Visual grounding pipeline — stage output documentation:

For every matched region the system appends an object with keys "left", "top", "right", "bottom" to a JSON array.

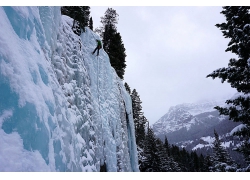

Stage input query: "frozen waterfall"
[{"left": 0, "top": 6, "right": 139, "bottom": 172}]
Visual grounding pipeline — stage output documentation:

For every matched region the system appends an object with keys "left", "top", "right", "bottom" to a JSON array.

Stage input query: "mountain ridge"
[
  {"left": 152, "top": 99, "right": 240, "bottom": 143},
  {"left": 153, "top": 99, "right": 228, "bottom": 136}
]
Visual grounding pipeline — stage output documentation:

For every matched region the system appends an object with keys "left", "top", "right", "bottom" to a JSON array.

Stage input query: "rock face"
[{"left": 0, "top": 7, "right": 139, "bottom": 172}]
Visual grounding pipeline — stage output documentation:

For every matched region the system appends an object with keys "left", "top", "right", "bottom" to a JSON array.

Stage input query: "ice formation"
[{"left": 0, "top": 6, "right": 139, "bottom": 172}]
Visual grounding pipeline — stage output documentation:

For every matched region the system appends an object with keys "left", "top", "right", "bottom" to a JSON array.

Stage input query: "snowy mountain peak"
[
  {"left": 165, "top": 107, "right": 193, "bottom": 124},
  {"left": 153, "top": 99, "right": 227, "bottom": 136},
  {"left": 172, "top": 99, "right": 226, "bottom": 116}
]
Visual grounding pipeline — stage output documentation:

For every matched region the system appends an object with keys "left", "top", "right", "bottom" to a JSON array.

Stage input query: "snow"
[
  {"left": 230, "top": 124, "right": 246, "bottom": 136},
  {"left": 192, "top": 144, "right": 206, "bottom": 150},
  {"left": 221, "top": 141, "right": 233, "bottom": 148},
  {"left": 201, "top": 136, "right": 215, "bottom": 144},
  {"left": 208, "top": 115, "right": 214, "bottom": 118},
  {"left": 192, "top": 136, "right": 215, "bottom": 151},
  {"left": 243, "top": 24, "right": 250, "bottom": 30},
  {"left": 0, "top": 6, "right": 139, "bottom": 172},
  {"left": 192, "top": 136, "right": 233, "bottom": 151}
]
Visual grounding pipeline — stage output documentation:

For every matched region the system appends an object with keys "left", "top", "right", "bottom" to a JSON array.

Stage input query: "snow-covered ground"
[
  {"left": 192, "top": 135, "right": 234, "bottom": 151},
  {"left": 0, "top": 6, "right": 139, "bottom": 172}
]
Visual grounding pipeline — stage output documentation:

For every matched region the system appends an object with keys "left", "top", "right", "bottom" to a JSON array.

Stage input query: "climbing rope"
[{"left": 97, "top": 55, "right": 105, "bottom": 166}]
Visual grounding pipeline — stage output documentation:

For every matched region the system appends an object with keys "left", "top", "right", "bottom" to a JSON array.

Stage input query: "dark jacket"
[{"left": 97, "top": 40, "right": 102, "bottom": 48}]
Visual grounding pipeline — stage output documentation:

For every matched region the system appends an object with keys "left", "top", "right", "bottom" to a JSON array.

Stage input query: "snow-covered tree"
[
  {"left": 155, "top": 138, "right": 172, "bottom": 171},
  {"left": 206, "top": 6, "right": 250, "bottom": 170},
  {"left": 140, "top": 128, "right": 161, "bottom": 172},
  {"left": 209, "top": 130, "right": 238, "bottom": 172},
  {"left": 203, "top": 155, "right": 213, "bottom": 172},
  {"left": 168, "top": 158, "right": 182, "bottom": 172}
]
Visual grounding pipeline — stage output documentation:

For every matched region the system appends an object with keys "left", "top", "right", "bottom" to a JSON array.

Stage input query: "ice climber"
[{"left": 92, "top": 39, "right": 102, "bottom": 56}]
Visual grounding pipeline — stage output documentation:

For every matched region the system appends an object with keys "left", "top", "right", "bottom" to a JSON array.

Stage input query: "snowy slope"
[
  {"left": 0, "top": 6, "right": 139, "bottom": 172},
  {"left": 191, "top": 135, "right": 235, "bottom": 151}
]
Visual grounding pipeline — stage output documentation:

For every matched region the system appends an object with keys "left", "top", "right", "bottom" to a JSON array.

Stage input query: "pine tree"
[
  {"left": 170, "top": 145, "right": 183, "bottom": 170},
  {"left": 140, "top": 128, "right": 161, "bottom": 172},
  {"left": 203, "top": 155, "right": 213, "bottom": 172},
  {"left": 176, "top": 148, "right": 189, "bottom": 171},
  {"left": 97, "top": 8, "right": 119, "bottom": 38},
  {"left": 155, "top": 138, "right": 171, "bottom": 171},
  {"left": 107, "top": 31, "right": 127, "bottom": 79},
  {"left": 131, "top": 89, "right": 148, "bottom": 148},
  {"left": 89, "top": 17, "right": 93, "bottom": 30},
  {"left": 209, "top": 130, "right": 238, "bottom": 172},
  {"left": 164, "top": 136, "right": 171, "bottom": 156},
  {"left": 96, "top": 8, "right": 127, "bottom": 79},
  {"left": 102, "top": 24, "right": 114, "bottom": 52},
  {"left": 61, "top": 6, "right": 90, "bottom": 35},
  {"left": 131, "top": 89, "right": 143, "bottom": 123},
  {"left": 81, "top": 6, "right": 90, "bottom": 32},
  {"left": 169, "top": 159, "right": 182, "bottom": 172},
  {"left": 138, "top": 116, "right": 147, "bottom": 148},
  {"left": 96, "top": 8, "right": 118, "bottom": 47},
  {"left": 237, "top": 140, "right": 250, "bottom": 171},
  {"left": 190, "top": 151, "right": 199, "bottom": 171},
  {"left": 206, "top": 6, "right": 250, "bottom": 170},
  {"left": 124, "top": 82, "right": 131, "bottom": 94},
  {"left": 199, "top": 154, "right": 207, "bottom": 172},
  {"left": 163, "top": 136, "right": 181, "bottom": 172}
]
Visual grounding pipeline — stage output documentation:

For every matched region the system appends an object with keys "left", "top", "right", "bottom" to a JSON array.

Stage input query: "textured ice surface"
[{"left": 0, "top": 6, "right": 139, "bottom": 172}]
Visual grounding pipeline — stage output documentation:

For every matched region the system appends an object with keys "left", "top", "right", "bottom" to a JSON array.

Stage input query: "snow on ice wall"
[{"left": 0, "top": 6, "right": 139, "bottom": 172}]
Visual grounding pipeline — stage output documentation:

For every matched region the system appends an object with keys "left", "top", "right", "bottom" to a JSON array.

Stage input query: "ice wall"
[{"left": 0, "top": 6, "right": 139, "bottom": 172}]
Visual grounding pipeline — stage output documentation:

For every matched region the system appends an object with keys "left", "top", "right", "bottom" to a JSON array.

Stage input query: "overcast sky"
[{"left": 90, "top": 6, "right": 238, "bottom": 125}]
